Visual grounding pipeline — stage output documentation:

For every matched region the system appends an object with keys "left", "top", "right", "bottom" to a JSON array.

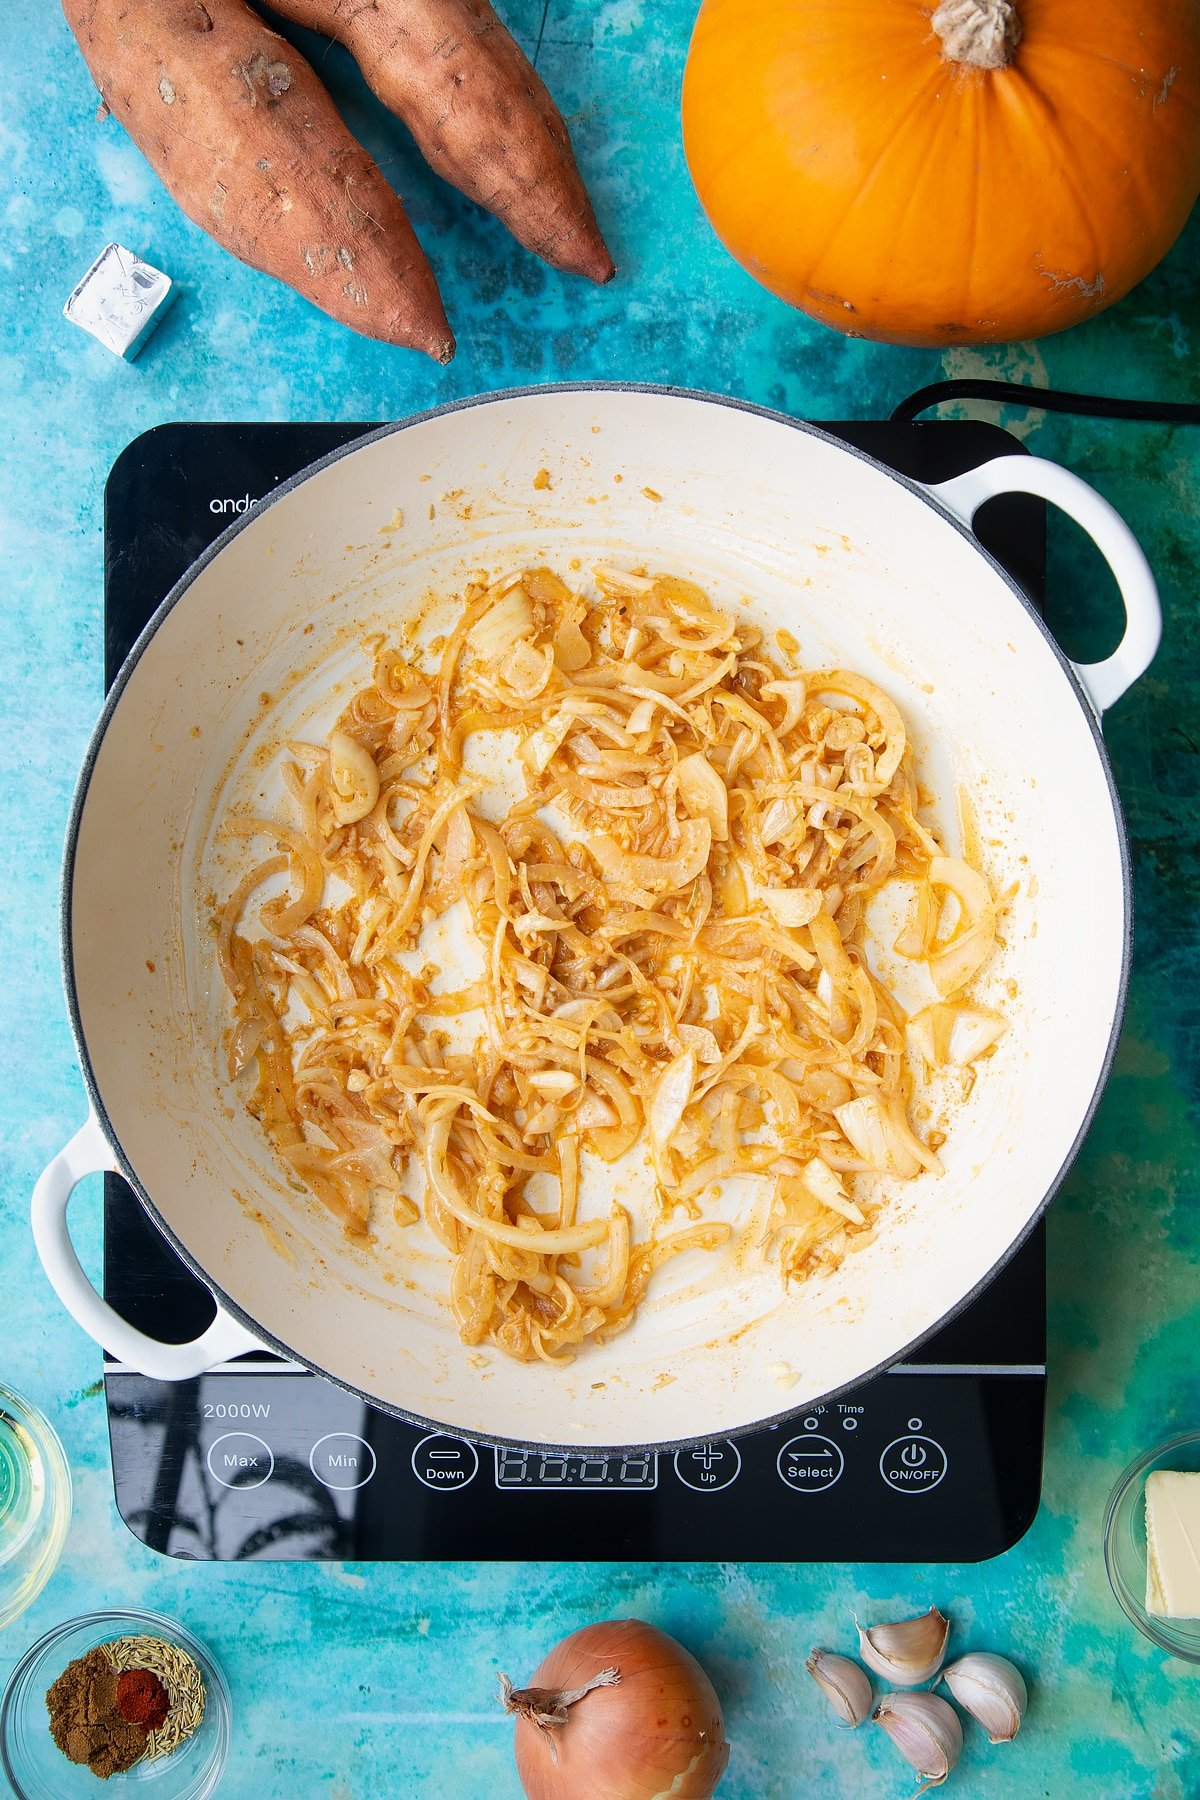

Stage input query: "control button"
[
  {"left": 206, "top": 1431, "right": 273, "bottom": 1490},
  {"left": 777, "top": 1432, "right": 844, "bottom": 1493},
  {"left": 879, "top": 1421, "right": 948, "bottom": 1494},
  {"left": 674, "top": 1441, "right": 742, "bottom": 1493},
  {"left": 411, "top": 1434, "right": 479, "bottom": 1491},
  {"left": 309, "top": 1433, "right": 377, "bottom": 1492}
]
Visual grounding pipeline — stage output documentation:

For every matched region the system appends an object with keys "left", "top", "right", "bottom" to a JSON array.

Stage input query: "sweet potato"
[
  {"left": 262, "top": 0, "right": 614, "bottom": 283},
  {"left": 63, "top": 0, "right": 455, "bottom": 358}
]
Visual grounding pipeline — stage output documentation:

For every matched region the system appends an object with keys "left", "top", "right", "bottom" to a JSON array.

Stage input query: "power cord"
[{"left": 890, "top": 378, "right": 1200, "bottom": 427}]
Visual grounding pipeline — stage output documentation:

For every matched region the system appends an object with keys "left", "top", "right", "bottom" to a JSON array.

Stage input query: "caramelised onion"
[
  {"left": 677, "top": 751, "right": 730, "bottom": 840},
  {"left": 648, "top": 1047, "right": 698, "bottom": 1162},
  {"left": 219, "top": 559, "right": 1007, "bottom": 1360},
  {"left": 501, "top": 1620, "right": 730, "bottom": 1800}
]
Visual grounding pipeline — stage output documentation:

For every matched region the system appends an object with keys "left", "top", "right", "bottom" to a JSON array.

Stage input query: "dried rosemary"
[{"left": 103, "top": 1635, "right": 206, "bottom": 1763}]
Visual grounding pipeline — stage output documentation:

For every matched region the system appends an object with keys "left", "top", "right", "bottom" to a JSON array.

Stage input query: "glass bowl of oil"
[{"left": 0, "top": 1383, "right": 72, "bottom": 1630}]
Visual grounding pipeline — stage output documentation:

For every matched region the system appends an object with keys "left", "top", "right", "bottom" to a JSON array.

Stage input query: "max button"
[
  {"left": 206, "top": 1431, "right": 273, "bottom": 1490},
  {"left": 412, "top": 1435, "right": 479, "bottom": 1491}
]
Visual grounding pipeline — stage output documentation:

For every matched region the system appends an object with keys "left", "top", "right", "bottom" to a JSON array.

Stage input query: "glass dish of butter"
[{"left": 1105, "top": 1432, "right": 1200, "bottom": 1661}]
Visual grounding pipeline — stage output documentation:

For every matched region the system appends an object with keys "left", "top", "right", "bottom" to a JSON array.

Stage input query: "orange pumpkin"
[{"left": 682, "top": 0, "right": 1200, "bottom": 346}]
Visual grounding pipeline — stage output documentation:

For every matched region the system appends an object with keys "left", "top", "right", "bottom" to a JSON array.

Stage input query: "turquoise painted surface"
[{"left": 2, "top": 0, "right": 1199, "bottom": 1793}]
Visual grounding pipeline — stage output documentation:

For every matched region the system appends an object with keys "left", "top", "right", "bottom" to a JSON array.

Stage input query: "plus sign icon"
[{"left": 673, "top": 1441, "right": 743, "bottom": 1492}]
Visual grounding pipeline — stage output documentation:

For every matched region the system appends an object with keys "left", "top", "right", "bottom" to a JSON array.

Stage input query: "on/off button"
[{"left": 879, "top": 1420, "right": 948, "bottom": 1494}]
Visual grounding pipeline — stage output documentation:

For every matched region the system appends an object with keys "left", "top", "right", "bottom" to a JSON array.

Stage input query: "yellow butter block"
[{"left": 1145, "top": 1470, "right": 1200, "bottom": 1619}]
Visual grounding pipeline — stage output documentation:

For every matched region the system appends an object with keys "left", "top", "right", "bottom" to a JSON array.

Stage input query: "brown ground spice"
[{"left": 45, "top": 1647, "right": 146, "bottom": 1779}]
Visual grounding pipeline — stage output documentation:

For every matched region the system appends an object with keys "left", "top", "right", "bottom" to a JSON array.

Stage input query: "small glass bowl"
[
  {"left": 0, "top": 1383, "right": 72, "bottom": 1629},
  {"left": 1104, "top": 1430, "right": 1200, "bottom": 1662},
  {"left": 1, "top": 1611, "right": 230, "bottom": 1798}
]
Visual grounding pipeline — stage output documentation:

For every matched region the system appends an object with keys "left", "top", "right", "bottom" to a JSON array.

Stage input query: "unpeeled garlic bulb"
[
  {"left": 856, "top": 1605, "right": 950, "bottom": 1686},
  {"left": 941, "top": 1652, "right": 1027, "bottom": 1742},
  {"left": 805, "top": 1650, "right": 872, "bottom": 1727},
  {"left": 873, "top": 1690, "right": 963, "bottom": 1788}
]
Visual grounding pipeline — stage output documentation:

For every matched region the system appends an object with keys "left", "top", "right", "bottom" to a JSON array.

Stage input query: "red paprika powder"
[{"left": 116, "top": 1667, "right": 171, "bottom": 1733}]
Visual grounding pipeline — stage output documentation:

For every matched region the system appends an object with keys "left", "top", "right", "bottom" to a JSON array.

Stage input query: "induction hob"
[{"left": 101, "top": 417, "right": 1047, "bottom": 1563}]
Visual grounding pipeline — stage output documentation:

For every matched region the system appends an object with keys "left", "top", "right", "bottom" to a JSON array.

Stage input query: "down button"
[{"left": 411, "top": 1434, "right": 479, "bottom": 1491}]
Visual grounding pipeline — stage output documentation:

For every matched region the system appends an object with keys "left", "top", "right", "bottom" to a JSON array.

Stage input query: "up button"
[{"left": 879, "top": 1419, "right": 948, "bottom": 1494}]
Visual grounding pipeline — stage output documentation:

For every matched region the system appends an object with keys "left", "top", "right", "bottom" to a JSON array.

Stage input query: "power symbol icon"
[{"left": 880, "top": 1432, "right": 947, "bottom": 1494}]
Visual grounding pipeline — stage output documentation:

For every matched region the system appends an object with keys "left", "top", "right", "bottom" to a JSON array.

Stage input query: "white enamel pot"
[{"left": 34, "top": 385, "right": 1159, "bottom": 1451}]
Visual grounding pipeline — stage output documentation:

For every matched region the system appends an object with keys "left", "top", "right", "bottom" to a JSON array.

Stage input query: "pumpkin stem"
[{"left": 932, "top": 0, "right": 1021, "bottom": 70}]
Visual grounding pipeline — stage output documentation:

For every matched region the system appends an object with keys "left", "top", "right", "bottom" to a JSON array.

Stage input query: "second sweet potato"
[{"left": 266, "top": 0, "right": 614, "bottom": 282}]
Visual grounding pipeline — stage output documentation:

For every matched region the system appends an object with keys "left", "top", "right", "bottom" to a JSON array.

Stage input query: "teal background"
[{"left": 3, "top": 0, "right": 1199, "bottom": 1793}]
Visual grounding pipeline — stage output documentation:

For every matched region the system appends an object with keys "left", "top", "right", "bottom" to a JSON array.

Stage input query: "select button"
[
  {"left": 777, "top": 1433, "right": 844, "bottom": 1493},
  {"left": 310, "top": 1433, "right": 377, "bottom": 1491}
]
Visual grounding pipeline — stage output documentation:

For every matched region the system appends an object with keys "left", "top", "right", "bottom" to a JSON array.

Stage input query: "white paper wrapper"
[{"left": 63, "top": 243, "right": 176, "bottom": 359}]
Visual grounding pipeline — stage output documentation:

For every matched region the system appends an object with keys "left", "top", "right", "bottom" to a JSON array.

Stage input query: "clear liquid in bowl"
[
  {"left": 0, "top": 1416, "right": 43, "bottom": 1551},
  {"left": 0, "top": 1389, "right": 71, "bottom": 1629}
]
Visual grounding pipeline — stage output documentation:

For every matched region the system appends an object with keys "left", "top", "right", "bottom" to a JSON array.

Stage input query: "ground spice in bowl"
[
  {"left": 45, "top": 1648, "right": 145, "bottom": 1779},
  {"left": 45, "top": 1634, "right": 205, "bottom": 1778},
  {"left": 115, "top": 1668, "right": 171, "bottom": 1733}
]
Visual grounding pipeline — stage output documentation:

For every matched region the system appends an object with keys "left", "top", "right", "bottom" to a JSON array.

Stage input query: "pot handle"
[
  {"left": 925, "top": 455, "right": 1161, "bottom": 714},
  {"left": 32, "top": 1112, "right": 264, "bottom": 1379}
]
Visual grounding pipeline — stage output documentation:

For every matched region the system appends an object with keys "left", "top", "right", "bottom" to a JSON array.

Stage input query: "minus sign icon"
[{"left": 428, "top": 1451, "right": 461, "bottom": 1461}]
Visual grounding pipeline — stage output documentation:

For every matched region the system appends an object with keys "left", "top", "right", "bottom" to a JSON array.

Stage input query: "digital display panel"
[{"left": 494, "top": 1449, "right": 658, "bottom": 1490}]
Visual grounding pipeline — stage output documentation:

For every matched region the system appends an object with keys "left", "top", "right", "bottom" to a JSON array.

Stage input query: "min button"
[
  {"left": 206, "top": 1431, "right": 273, "bottom": 1490},
  {"left": 310, "top": 1433, "right": 377, "bottom": 1491}
]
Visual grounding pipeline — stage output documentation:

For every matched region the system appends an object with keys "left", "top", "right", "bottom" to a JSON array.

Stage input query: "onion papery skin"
[{"left": 512, "top": 1621, "right": 730, "bottom": 1800}]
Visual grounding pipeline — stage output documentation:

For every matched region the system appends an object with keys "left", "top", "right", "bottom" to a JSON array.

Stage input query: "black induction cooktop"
[{"left": 101, "top": 417, "right": 1047, "bottom": 1564}]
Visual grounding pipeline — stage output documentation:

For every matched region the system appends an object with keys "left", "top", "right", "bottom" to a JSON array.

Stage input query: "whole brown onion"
[{"left": 501, "top": 1619, "right": 730, "bottom": 1800}]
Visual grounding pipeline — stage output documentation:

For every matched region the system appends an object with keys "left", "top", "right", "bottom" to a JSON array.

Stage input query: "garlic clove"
[
  {"left": 940, "top": 1651, "right": 1027, "bottom": 1743},
  {"left": 873, "top": 1690, "right": 963, "bottom": 1788},
  {"left": 805, "top": 1650, "right": 872, "bottom": 1728},
  {"left": 856, "top": 1604, "right": 950, "bottom": 1686},
  {"left": 328, "top": 728, "right": 381, "bottom": 826}
]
